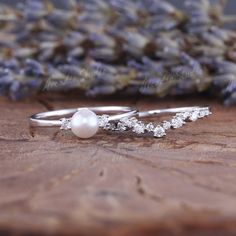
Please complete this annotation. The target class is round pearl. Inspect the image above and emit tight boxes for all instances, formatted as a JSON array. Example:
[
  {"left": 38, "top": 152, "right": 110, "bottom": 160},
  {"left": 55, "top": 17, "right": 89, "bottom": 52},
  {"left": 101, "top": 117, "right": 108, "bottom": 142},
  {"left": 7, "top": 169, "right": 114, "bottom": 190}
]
[{"left": 71, "top": 108, "right": 99, "bottom": 139}]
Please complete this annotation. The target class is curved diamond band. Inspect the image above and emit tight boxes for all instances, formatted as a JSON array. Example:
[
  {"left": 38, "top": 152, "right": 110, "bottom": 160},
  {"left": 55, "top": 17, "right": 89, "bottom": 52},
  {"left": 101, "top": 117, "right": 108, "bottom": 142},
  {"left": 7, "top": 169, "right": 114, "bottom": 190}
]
[{"left": 100, "top": 106, "right": 212, "bottom": 138}]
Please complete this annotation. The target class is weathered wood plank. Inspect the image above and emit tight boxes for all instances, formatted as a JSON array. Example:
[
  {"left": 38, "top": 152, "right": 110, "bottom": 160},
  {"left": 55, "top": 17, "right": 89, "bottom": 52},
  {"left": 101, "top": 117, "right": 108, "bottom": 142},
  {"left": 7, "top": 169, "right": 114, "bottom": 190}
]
[{"left": 0, "top": 94, "right": 236, "bottom": 236}]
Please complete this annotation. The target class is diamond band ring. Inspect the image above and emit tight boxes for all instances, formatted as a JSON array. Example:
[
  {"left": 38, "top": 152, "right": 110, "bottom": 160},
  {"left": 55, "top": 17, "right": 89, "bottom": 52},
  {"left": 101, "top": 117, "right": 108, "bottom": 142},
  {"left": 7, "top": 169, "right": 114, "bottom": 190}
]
[
  {"left": 105, "top": 106, "right": 212, "bottom": 138},
  {"left": 29, "top": 106, "right": 138, "bottom": 138},
  {"left": 30, "top": 106, "right": 211, "bottom": 139}
]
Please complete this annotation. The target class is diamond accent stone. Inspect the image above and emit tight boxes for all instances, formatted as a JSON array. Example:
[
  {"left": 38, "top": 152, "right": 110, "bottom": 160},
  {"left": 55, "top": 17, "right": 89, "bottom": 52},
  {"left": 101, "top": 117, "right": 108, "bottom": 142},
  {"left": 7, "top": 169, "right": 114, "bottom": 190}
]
[
  {"left": 98, "top": 114, "right": 109, "bottom": 128},
  {"left": 120, "top": 117, "right": 133, "bottom": 128},
  {"left": 198, "top": 110, "right": 206, "bottom": 118},
  {"left": 154, "top": 126, "right": 166, "bottom": 138},
  {"left": 162, "top": 121, "right": 171, "bottom": 130},
  {"left": 60, "top": 118, "right": 71, "bottom": 130},
  {"left": 171, "top": 117, "right": 185, "bottom": 129},
  {"left": 176, "top": 112, "right": 190, "bottom": 120},
  {"left": 189, "top": 110, "right": 199, "bottom": 121},
  {"left": 146, "top": 122, "right": 155, "bottom": 132},
  {"left": 129, "top": 117, "right": 139, "bottom": 127},
  {"left": 117, "top": 122, "right": 127, "bottom": 131},
  {"left": 103, "top": 122, "right": 116, "bottom": 131},
  {"left": 133, "top": 122, "right": 145, "bottom": 134}
]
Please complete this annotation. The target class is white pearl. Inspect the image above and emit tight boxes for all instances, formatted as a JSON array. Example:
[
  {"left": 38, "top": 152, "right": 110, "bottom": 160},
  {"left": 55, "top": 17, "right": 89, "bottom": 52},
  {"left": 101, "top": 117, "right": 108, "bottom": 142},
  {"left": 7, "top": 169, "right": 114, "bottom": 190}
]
[{"left": 71, "top": 108, "right": 99, "bottom": 139}]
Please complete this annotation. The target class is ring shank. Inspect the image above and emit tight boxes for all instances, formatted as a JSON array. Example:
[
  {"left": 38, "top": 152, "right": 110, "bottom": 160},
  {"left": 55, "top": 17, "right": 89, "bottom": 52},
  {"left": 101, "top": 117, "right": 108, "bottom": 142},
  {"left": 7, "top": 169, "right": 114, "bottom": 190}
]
[
  {"left": 30, "top": 106, "right": 137, "bottom": 127},
  {"left": 139, "top": 106, "right": 209, "bottom": 118}
]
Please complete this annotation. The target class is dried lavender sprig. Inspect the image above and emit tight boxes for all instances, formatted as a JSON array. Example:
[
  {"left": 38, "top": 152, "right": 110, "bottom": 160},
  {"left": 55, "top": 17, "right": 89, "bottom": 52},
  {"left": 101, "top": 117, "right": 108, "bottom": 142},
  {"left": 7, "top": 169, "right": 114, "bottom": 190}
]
[
  {"left": 0, "top": 0, "right": 236, "bottom": 105},
  {"left": 0, "top": 56, "right": 226, "bottom": 100}
]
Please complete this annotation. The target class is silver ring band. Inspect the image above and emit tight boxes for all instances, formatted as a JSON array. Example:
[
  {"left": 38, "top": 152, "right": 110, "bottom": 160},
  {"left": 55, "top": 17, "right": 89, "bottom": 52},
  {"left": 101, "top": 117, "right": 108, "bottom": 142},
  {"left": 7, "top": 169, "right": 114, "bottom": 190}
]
[
  {"left": 138, "top": 106, "right": 210, "bottom": 117},
  {"left": 29, "top": 106, "right": 138, "bottom": 127},
  {"left": 99, "top": 106, "right": 212, "bottom": 138}
]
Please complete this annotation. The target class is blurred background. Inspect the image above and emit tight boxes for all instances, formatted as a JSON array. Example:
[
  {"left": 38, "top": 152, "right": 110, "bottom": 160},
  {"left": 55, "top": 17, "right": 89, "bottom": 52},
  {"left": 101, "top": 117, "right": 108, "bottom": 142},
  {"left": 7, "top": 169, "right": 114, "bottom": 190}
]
[
  {"left": 1, "top": 0, "right": 236, "bottom": 104},
  {"left": 2, "top": 0, "right": 236, "bottom": 15}
]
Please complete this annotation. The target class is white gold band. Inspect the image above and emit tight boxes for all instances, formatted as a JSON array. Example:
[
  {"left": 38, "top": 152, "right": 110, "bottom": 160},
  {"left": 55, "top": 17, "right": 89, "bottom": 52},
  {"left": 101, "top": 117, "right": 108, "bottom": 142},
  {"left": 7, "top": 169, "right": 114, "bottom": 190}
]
[
  {"left": 96, "top": 106, "right": 212, "bottom": 138},
  {"left": 29, "top": 106, "right": 138, "bottom": 139},
  {"left": 139, "top": 106, "right": 210, "bottom": 117},
  {"left": 30, "top": 106, "right": 138, "bottom": 127}
]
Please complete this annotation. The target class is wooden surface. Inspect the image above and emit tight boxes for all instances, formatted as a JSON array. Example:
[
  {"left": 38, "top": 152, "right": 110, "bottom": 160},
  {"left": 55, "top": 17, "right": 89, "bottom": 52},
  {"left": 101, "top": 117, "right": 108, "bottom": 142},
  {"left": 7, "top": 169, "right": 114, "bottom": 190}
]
[{"left": 0, "top": 94, "right": 236, "bottom": 236}]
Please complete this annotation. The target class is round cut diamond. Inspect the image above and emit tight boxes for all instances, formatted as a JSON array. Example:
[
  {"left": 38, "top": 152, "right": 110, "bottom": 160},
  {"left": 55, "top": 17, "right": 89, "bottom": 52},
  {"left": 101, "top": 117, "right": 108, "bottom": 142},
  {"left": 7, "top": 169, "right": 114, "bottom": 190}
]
[
  {"left": 129, "top": 117, "right": 139, "bottom": 126},
  {"left": 146, "top": 122, "right": 155, "bottom": 132},
  {"left": 176, "top": 112, "right": 190, "bottom": 120},
  {"left": 154, "top": 126, "right": 166, "bottom": 138},
  {"left": 189, "top": 111, "right": 199, "bottom": 121},
  {"left": 103, "top": 123, "right": 116, "bottom": 131},
  {"left": 198, "top": 110, "right": 206, "bottom": 118},
  {"left": 60, "top": 118, "right": 71, "bottom": 130},
  {"left": 120, "top": 117, "right": 133, "bottom": 128},
  {"left": 171, "top": 117, "right": 185, "bottom": 128},
  {"left": 133, "top": 122, "right": 145, "bottom": 134},
  {"left": 98, "top": 114, "right": 110, "bottom": 127},
  {"left": 117, "top": 122, "right": 127, "bottom": 131},
  {"left": 162, "top": 121, "right": 171, "bottom": 130}
]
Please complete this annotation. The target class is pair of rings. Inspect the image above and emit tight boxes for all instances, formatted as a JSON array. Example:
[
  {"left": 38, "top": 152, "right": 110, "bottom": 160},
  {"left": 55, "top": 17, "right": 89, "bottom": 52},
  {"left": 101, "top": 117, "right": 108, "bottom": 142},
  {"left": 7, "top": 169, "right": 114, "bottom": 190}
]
[{"left": 30, "top": 106, "right": 212, "bottom": 139}]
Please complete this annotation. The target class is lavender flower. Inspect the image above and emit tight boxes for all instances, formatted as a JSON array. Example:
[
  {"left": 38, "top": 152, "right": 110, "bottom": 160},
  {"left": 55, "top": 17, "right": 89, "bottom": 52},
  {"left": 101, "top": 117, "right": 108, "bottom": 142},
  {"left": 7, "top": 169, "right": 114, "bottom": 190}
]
[{"left": 0, "top": 0, "right": 235, "bottom": 104}]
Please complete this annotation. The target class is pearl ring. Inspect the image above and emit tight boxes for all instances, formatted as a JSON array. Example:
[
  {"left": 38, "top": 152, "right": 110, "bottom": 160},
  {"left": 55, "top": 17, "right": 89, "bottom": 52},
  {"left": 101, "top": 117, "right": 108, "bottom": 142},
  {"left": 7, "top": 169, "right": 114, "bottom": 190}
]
[{"left": 29, "top": 106, "right": 138, "bottom": 139}]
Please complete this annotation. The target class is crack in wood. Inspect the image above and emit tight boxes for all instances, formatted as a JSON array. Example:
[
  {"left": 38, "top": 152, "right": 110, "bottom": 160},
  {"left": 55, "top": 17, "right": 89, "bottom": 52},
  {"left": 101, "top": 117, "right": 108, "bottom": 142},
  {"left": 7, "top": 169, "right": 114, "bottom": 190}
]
[
  {"left": 98, "top": 145, "right": 236, "bottom": 199},
  {"left": 52, "top": 131, "right": 60, "bottom": 141},
  {"left": 135, "top": 176, "right": 163, "bottom": 202},
  {"left": 99, "top": 145, "right": 192, "bottom": 178},
  {"left": 0, "top": 137, "right": 29, "bottom": 142},
  {"left": 26, "top": 158, "right": 100, "bottom": 201},
  {"left": 29, "top": 126, "right": 36, "bottom": 138}
]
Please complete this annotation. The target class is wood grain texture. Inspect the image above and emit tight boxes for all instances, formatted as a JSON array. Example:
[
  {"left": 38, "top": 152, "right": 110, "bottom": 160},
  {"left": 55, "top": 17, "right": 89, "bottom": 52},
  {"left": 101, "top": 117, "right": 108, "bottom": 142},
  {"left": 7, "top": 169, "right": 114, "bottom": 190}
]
[{"left": 0, "top": 94, "right": 236, "bottom": 236}]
